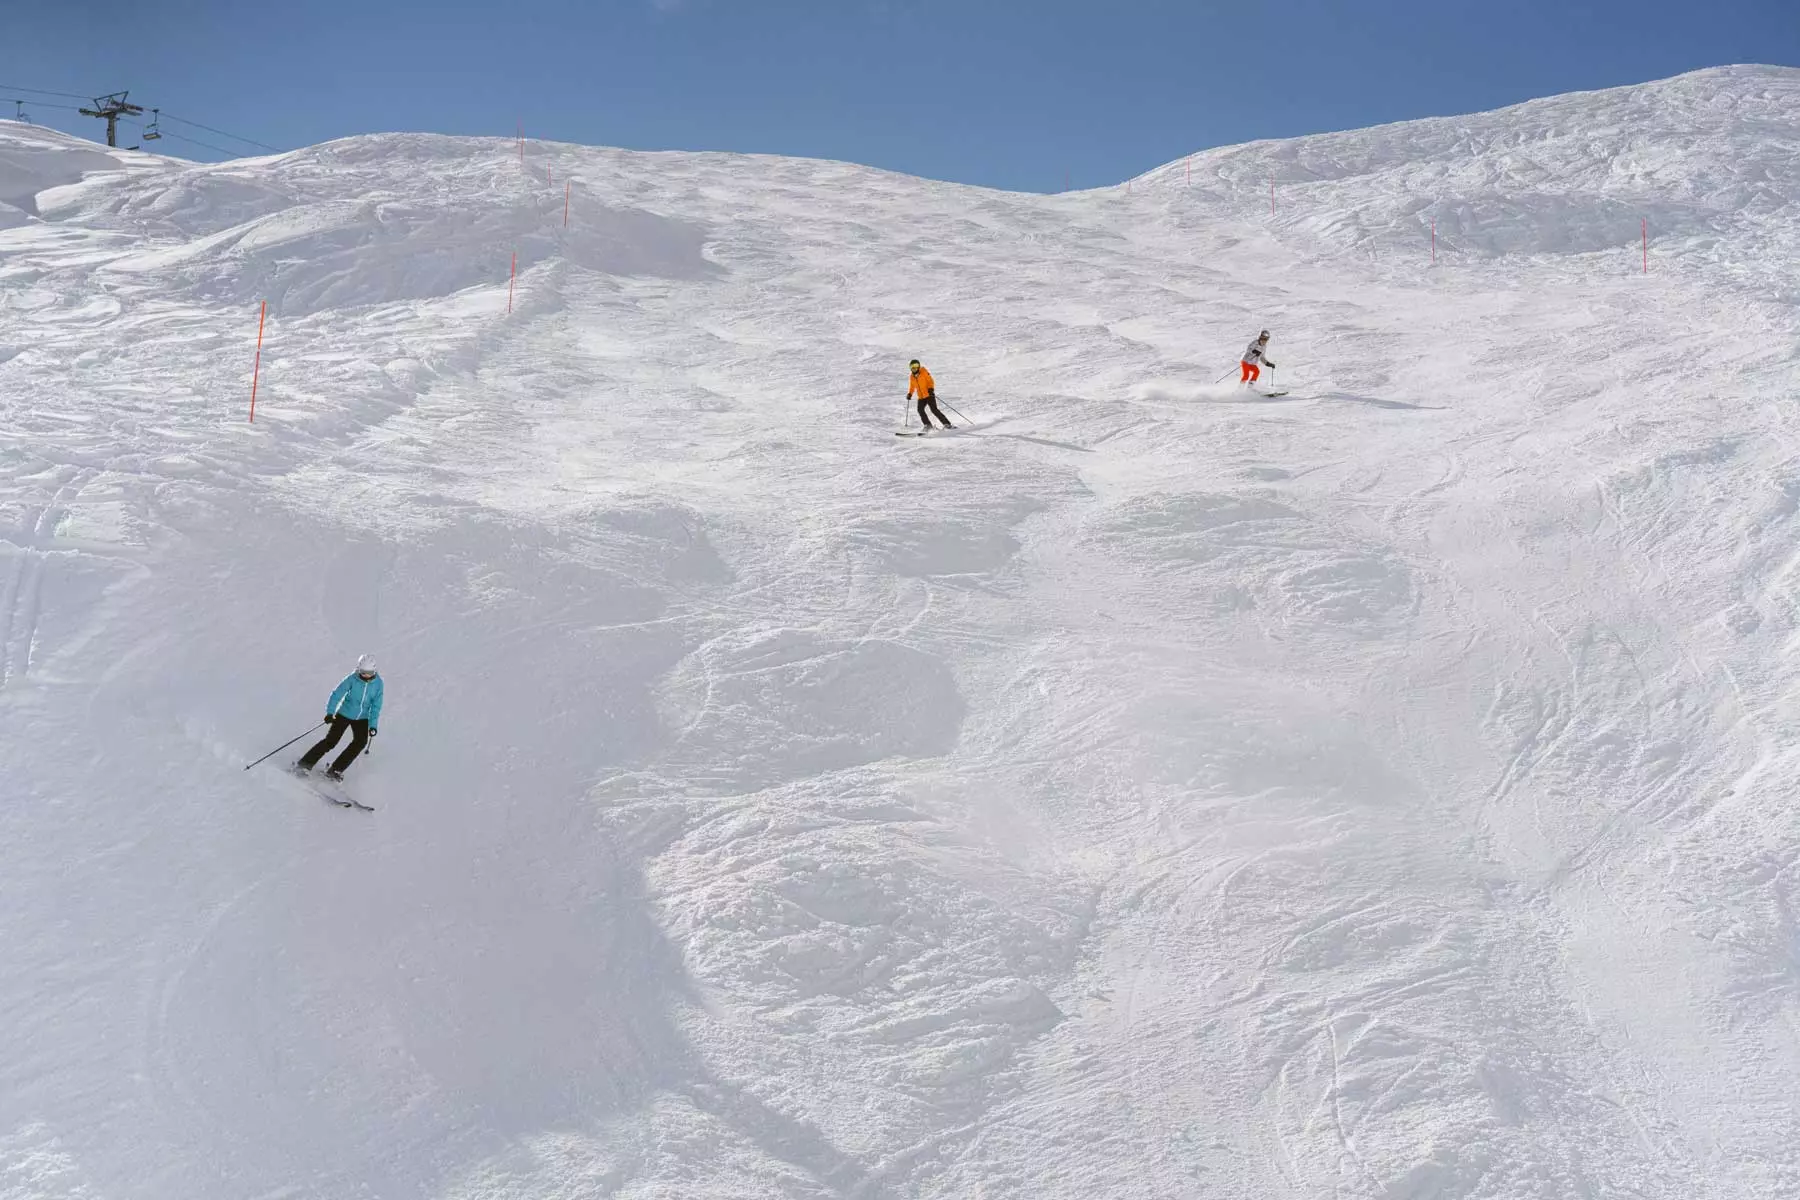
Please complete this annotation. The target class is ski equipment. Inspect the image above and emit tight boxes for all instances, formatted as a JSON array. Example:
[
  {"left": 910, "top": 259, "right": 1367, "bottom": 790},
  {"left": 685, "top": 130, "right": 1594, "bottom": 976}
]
[
  {"left": 310, "top": 772, "right": 374, "bottom": 811},
  {"left": 285, "top": 759, "right": 375, "bottom": 809},
  {"left": 320, "top": 787, "right": 375, "bottom": 812},
  {"left": 245, "top": 721, "right": 328, "bottom": 771}
]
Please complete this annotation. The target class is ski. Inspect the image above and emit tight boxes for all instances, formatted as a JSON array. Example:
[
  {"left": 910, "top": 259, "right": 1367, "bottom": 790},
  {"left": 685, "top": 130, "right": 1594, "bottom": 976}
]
[{"left": 284, "top": 763, "right": 375, "bottom": 811}]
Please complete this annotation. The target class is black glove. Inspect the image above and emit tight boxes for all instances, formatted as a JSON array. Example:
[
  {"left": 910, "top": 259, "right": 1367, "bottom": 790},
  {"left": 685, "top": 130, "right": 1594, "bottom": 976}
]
[
  {"left": 1265, "top": 361, "right": 1276, "bottom": 369},
  {"left": 370, "top": 728, "right": 378, "bottom": 738},
  {"left": 324, "top": 714, "right": 335, "bottom": 724},
  {"left": 927, "top": 388, "right": 937, "bottom": 399}
]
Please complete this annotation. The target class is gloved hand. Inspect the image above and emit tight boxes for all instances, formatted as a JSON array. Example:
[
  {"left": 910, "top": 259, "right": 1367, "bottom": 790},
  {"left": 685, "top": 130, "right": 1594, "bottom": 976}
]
[
  {"left": 370, "top": 728, "right": 378, "bottom": 738},
  {"left": 1266, "top": 361, "right": 1276, "bottom": 369},
  {"left": 324, "top": 714, "right": 335, "bottom": 724}
]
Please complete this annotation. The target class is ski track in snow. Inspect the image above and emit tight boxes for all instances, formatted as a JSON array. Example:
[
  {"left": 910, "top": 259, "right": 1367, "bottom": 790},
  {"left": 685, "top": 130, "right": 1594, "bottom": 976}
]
[{"left": 3, "top": 65, "right": 1800, "bottom": 1199}]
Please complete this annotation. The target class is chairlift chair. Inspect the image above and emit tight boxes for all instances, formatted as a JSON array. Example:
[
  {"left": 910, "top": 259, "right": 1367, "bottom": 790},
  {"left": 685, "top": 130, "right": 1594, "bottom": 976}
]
[{"left": 142, "top": 108, "right": 162, "bottom": 141}]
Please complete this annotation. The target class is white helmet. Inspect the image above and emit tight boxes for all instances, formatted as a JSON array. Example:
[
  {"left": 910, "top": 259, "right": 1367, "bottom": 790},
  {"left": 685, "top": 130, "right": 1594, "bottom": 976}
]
[{"left": 355, "top": 654, "right": 378, "bottom": 676}]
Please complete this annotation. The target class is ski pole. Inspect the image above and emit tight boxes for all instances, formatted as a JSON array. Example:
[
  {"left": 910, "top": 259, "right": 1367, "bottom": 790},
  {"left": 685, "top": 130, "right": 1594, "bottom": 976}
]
[
  {"left": 244, "top": 721, "right": 327, "bottom": 771},
  {"left": 902, "top": 394, "right": 912, "bottom": 429},
  {"left": 1214, "top": 366, "right": 1238, "bottom": 384},
  {"left": 941, "top": 398, "right": 971, "bottom": 425}
]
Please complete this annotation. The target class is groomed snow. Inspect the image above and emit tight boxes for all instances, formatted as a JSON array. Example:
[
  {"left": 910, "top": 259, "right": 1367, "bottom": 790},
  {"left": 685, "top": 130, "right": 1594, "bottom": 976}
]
[{"left": 2, "top": 64, "right": 1799, "bottom": 1198}]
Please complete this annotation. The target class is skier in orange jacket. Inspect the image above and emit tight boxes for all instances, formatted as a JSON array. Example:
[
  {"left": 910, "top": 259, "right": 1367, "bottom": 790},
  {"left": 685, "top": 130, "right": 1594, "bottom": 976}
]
[{"left": 908, "top": 360, "right": 953, "bottom": 430}]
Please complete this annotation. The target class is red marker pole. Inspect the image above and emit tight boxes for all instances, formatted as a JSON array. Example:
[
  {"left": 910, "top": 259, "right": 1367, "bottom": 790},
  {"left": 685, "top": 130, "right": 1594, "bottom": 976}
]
[
  {"left": 248, "top": 300, "right": 267, "bottom": 423},
  {"left": 508, "top": 251, "right": 516, "bottom": 314},
  {"left": 564, "top": 181, "right": 571, "bottom": 228}
]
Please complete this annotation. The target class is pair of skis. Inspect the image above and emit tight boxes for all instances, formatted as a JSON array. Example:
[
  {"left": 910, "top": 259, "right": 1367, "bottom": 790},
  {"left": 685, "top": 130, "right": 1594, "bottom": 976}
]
[
  {"left": 288, "top": 764, "right": 374, "bottom": 811},
  {"left": 896, "top": 418, "right": 976, "bottom": 437},
  {"left": 317, "top": 785, "right": 375, "bottom": 813}
]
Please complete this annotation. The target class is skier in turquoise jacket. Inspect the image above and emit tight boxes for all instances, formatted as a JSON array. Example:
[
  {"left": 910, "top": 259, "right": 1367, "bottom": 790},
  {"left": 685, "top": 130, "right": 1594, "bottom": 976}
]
[{"left": 295, "top": 654, "right": 384, "bottom": 781}]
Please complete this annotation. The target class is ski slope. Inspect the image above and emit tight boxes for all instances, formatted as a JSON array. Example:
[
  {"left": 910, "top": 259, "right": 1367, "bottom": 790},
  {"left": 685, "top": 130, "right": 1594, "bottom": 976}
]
[{"left": 3, "top": 63, "right": 1799, "bottom": 1198}]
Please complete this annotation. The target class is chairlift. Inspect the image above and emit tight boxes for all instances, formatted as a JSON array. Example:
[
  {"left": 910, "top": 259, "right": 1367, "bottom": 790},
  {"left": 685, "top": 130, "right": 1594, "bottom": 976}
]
[{"left": 142, "top": 107, "right": 162, "bottom": 141}]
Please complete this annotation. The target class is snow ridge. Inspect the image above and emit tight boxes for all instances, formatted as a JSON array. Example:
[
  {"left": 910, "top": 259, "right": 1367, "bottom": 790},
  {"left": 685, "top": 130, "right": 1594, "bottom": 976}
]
[{"left": 1143, "top": 64, "right": 1800, "bottom": 265}]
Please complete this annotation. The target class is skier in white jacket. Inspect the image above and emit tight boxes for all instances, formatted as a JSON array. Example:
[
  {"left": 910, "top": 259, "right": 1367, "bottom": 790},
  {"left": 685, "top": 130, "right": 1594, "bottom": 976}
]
[{"left": 1240, "top": 330, "right": 1275, "bottom": 386}]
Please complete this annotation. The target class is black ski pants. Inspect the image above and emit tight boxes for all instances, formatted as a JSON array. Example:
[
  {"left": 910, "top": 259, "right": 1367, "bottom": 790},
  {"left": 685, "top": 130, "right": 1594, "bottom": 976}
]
[
  {"left": 916, "top": 393, "right": 951, "bottom": 428},
  {"left": 299, "top": 715, "right": 370, "bottom": 775}
]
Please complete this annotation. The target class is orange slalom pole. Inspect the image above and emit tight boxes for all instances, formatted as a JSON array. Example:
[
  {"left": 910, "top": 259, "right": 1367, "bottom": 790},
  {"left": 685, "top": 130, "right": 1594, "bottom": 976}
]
[{"left": 248, "top": 300, "right": 267, "bottom": 422}]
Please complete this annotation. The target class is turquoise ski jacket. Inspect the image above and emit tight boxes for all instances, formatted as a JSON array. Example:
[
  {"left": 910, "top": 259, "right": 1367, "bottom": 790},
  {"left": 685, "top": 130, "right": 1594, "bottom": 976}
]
[{"left": 327, "top": 672, "right": 384, "bottom": 729}]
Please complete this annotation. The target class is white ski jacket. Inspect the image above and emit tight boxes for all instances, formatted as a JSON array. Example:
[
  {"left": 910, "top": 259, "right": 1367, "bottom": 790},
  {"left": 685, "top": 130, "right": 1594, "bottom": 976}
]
[{"left": 1242, "top": 339, "right": 1273, "bottom": 366}]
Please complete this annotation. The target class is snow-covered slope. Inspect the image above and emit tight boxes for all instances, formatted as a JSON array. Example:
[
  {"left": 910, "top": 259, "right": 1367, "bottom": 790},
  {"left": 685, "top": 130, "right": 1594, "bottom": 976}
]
[
  {"left": 1151, "top": 64, "right": 1800, "bottom": 269},
  {"left": 3, "top": 65, "right": 1800, "bottom": 1199}
]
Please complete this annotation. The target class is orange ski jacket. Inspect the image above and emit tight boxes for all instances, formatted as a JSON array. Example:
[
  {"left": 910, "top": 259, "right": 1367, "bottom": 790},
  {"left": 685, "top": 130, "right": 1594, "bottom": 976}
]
[{"left": 908, "top": 365, "right": 936, "bottom": 399}]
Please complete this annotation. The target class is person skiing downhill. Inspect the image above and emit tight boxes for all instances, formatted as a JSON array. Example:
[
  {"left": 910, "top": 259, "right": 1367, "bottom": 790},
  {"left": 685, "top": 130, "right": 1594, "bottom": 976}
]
[
  {"left": 294, "top": 654, "right": 384, "bottom": 781},
  {"left": 908, "top": 359, "right": 953, "bottom": 430},
  {"left": 1240, "top": 331, "right": 1276, "bottom": 386}
]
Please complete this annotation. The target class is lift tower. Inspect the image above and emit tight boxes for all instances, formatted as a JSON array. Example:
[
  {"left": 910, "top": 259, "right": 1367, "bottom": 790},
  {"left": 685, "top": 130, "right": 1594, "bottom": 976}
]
[{"left": 79, "top": 92, "right": 144, "bottom": 147}]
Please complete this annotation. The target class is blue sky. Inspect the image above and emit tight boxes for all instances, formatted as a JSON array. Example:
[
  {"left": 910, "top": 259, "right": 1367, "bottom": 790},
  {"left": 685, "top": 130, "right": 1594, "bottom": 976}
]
[{"left": 4, "top": 0, "right": 1797, "bottom": 191}]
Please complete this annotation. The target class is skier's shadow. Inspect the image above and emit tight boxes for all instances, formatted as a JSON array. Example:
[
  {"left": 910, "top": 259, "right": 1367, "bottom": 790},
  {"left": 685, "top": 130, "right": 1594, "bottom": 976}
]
[
  {"left": 1201, "top": 391, "right": 1305, "bottom": 405},
  {"left": 1324, "top": 390, "right": 1445, "bottom": 411},
  {"left": 986, "top": 432, "right": 1094, "bottom": 453}
]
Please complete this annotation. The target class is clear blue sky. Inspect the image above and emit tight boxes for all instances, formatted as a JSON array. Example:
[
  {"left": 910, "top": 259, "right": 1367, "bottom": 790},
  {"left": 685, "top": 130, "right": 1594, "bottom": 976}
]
[{"left": 4, "top": 0, "right": 1796, "bottom": 192}]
